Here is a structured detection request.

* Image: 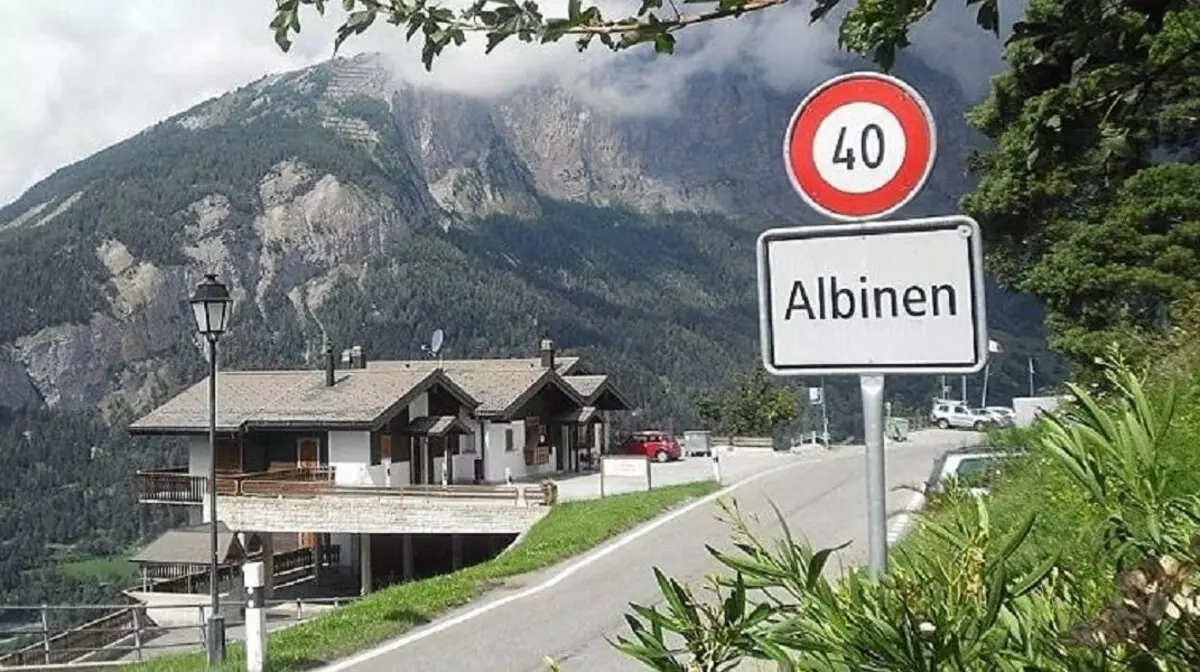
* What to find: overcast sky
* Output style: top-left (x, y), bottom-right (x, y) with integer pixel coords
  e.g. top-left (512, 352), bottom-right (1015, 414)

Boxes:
top-left (0, 0), bottom-right (1013, 206)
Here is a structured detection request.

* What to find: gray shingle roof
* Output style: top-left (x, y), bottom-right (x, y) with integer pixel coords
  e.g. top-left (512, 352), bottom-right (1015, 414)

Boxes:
top-left (371, 357), bottom-right (582, 374)
top-left (368, 358), bottom-right (585, 415)
top-left (129, 368), bottom-right (445, 433)
top-left (131, 522), bottom-right (241, 566)
top-left (129, 352), bottom-right (618, 434)
top-left (563, 375), bottom-right (608, 399)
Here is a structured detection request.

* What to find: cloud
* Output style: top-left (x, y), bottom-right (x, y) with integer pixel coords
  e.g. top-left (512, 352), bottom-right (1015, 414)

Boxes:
top-left (0, 0), bottom-right (1015, 206)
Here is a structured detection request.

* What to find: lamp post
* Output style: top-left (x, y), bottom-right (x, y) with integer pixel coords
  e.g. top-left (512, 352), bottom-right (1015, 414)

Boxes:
top-left (190, 273), bottom-right (232, 667)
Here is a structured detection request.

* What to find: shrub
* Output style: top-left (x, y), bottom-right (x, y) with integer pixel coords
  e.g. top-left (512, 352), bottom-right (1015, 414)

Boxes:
top-left (612, 348), bottom-right (1200, 670)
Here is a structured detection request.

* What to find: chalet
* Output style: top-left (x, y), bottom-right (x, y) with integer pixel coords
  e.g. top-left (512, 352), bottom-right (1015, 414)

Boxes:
top-left (128, 338), bottom-right (632, 598)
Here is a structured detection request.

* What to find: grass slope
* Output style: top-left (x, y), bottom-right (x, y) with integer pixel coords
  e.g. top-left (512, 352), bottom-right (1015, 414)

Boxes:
top-left (134, 481), bottom-right (720, 671)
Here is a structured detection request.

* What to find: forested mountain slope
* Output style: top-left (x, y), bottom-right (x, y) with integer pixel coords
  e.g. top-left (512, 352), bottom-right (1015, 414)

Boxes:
top-left (0, 51), bottom-right (1059, 605)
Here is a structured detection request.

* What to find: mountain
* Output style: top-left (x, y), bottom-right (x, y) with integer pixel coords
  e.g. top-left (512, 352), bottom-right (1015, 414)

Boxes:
top-left (0, 51), bottom-right (1062, 604)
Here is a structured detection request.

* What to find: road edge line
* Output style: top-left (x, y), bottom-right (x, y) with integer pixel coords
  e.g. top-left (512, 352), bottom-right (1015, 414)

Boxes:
top-left (318, 457), bottom-right (806, 671)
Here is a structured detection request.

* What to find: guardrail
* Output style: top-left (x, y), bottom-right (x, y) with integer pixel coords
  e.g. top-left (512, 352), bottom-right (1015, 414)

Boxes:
top-left (711, 436), bottom-right (776, 451)
top-left (137, 469), bottom-right (557, 505)
top-left (134, 546), bottom-right (341, 595)
top-left (0, 597), bottom-right (358, 669)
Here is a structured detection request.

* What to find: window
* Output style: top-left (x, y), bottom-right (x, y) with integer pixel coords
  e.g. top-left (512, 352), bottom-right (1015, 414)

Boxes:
top-left (505, 427), bottom-right (515, 452)
top-left (459, 433), bottom-right (476, 455)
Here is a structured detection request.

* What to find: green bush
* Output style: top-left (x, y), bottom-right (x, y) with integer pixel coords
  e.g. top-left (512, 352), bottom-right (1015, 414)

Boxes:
top-left (615, 346), bottom-right (1200, 670)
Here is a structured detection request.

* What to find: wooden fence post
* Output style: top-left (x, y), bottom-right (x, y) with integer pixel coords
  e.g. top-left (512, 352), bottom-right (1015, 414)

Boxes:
top-left (39, 605), bottom-right (50, 666)
top-left (131, 606), bottom-right (145, 662)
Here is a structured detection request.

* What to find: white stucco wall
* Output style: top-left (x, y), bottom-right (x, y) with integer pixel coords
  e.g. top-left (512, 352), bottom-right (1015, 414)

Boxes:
top-left (187, 435), bottom-right (208, 476)
top-left (329, 430), bottom-right (372, 486)
top-left (479, 420), bottom-right (559, 482)
top-left (484, 421), bottom-right (521, 482)
top-left (385, 459), bottom-right (409, 486)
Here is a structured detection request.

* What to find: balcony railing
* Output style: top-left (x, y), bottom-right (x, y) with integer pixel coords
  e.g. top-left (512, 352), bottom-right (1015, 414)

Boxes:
top-left (136, 467), bottom-right (204, 504)
top-left (136, 468), bottom-right (557, 506)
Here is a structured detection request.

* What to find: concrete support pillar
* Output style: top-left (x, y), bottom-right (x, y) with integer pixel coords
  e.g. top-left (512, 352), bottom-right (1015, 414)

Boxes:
top-left (480, 421), bottom-right (491, 482)
top-left (260, 534), bottom-right (275, 599)
top-left (402, 534), bottom-right (414, 581)
top-left (359, 534), bottom-right (373, 595)
top-left (312, 534), bottom-right (322, 587)
top-left (451, 534), bottom-right (464, 571)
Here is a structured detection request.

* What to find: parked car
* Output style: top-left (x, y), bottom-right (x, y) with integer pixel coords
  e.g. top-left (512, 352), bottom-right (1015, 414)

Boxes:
top-left (925, 448), bottom-right (1019, 497)
top-left (931, 401), bottom-right (996, 430)
top-left (982, 406), bottom-right (1016, 427)
top-left (618, 431), bottom-right (683, 462)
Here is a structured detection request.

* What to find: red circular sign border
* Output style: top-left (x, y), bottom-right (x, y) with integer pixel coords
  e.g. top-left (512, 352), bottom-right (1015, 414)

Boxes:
top-left (783, 72), bottom-right (937, 221)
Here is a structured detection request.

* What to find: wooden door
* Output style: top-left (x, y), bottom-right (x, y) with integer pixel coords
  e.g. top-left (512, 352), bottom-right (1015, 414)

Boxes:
top-left (214, 438), bottom-right (241, 473)
top-left (297, 437), bottom-right (320, 469)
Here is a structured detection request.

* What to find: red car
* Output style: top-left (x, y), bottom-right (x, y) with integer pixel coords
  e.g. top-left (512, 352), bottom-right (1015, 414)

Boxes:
top-left (618, 431), bottom-right (683, 462)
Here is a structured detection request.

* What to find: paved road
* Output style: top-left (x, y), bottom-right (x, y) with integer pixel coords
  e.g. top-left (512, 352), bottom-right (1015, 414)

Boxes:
top-left (326, 430), bottom-right (983, 672)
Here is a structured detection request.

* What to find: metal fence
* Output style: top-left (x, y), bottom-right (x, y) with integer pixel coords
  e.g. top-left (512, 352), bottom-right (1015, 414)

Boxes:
top-left (0, 596), bottom-right (358, 669)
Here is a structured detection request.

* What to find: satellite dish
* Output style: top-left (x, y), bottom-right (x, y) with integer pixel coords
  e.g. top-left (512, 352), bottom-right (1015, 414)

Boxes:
top-left (430, 328), bottom-right (444, 356)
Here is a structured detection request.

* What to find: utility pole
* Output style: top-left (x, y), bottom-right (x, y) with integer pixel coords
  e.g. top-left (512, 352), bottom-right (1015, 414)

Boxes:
top-left (980, 363), bottom-right (990, 408)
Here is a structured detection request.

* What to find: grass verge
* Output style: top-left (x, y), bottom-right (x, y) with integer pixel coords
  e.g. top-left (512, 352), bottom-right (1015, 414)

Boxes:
top-left (133, 480), bottom-right (721, 671)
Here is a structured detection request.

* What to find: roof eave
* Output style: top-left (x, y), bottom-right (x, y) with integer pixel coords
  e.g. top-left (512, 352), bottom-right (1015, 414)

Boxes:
top-left (588, 381), bottom-right (636, 411)
top-left (365, 369), bottom-right (481, 432)
top-left (127, 425), bottom-right (243, 436)
top-left (245, 419), bottom-right (375, 431)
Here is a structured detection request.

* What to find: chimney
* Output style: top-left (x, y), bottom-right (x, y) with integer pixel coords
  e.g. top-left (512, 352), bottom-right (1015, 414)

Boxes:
top-left (351, 345), bottom-right (365, 369)
top-left (539, 337), bottom-right (555, 369)
top-left (324, 342), bottom-right (335, 387)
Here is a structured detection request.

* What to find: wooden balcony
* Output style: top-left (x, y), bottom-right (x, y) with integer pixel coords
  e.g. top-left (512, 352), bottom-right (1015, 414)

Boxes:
top-left (136, 467), bottom-right (557, 506)
top-left (136, 467), bottom-right (206, 504)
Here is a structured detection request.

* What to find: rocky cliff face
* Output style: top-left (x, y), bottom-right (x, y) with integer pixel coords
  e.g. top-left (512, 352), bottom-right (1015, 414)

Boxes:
top-left (0, 51), bottom-right (982, 419)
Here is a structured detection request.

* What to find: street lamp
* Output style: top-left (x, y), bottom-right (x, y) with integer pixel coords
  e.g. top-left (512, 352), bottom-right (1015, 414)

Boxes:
top-left (189, 273), bottom-right (232, 666)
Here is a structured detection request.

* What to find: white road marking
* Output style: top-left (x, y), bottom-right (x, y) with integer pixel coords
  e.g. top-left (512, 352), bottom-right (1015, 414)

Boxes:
top-left (886, 488), bottom-right (927, 545)
top-left (318, 458), bottom-right (809, 671)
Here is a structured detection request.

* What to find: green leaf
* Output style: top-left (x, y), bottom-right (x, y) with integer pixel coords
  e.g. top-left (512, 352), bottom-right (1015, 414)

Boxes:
top-left (653, 32), bottom-right (676, 54)
top-left (485, 30), bottom-right (512, 52)
top-left (806, 542), bottom-right (850, 591)
top-left (996, 510), bottom-right (1036, 563)
top-left (1010, 552), bottom-right (1059, 599)
top-left (974, 0), bottom-right (999, 34)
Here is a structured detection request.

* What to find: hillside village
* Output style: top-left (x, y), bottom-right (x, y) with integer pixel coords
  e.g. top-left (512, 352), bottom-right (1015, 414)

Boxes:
top-left (0, 0), bottom-right (1198, 670)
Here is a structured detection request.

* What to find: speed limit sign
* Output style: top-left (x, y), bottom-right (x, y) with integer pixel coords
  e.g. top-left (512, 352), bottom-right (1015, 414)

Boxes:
top-left (783, 71), bottom-right (937, 222)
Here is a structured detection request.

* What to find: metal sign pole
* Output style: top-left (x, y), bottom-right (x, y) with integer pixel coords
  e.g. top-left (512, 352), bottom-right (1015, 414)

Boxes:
top-left (860, 374), bottom-right (888, 576)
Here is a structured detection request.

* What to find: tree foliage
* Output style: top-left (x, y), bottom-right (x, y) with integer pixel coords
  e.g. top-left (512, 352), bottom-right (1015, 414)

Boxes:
top-left (694, 366), bottom-right (799, 437)
top-left (268, 0), bottom-right (1007, 71)
top-left (963, 0), bottom-right (1200, 366)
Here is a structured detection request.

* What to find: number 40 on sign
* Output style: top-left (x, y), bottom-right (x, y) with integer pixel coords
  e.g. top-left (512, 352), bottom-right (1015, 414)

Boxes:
top-left (784, 71), bottom-right (937, 222)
